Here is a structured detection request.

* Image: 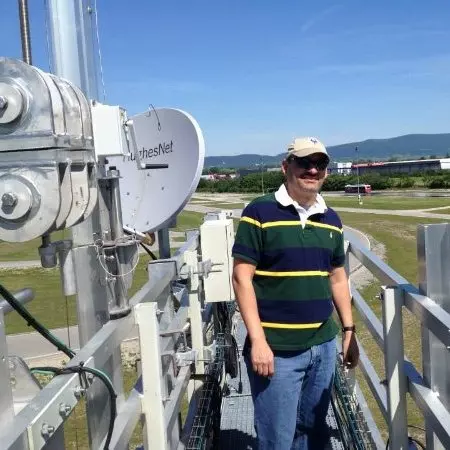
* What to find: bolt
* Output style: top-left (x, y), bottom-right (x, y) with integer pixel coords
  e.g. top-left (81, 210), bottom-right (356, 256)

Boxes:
top-left (41, 423), bottom-right (55, 437)
top-left (1, 192), bottom-right (17, 208)
top-left (59, 403), bottom-right (72, 417)
top-left (0, 96), bottom-right (7, 110)
top-left (73, 385), bottom-right (86, 399)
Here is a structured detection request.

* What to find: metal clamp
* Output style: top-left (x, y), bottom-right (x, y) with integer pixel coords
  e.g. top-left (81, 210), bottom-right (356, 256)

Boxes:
top-left (180, 259), bottom-right (224, 279)
top-left (175, 350), bottom-right (198, 367)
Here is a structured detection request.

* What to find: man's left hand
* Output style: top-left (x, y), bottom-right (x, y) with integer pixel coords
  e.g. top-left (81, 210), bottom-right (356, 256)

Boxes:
top-left (342, 332), bottom-right (359, 369)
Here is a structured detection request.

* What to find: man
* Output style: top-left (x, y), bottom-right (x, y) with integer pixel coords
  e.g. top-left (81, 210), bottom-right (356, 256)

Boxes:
top-left (232, 137), bottom-right (359, 450)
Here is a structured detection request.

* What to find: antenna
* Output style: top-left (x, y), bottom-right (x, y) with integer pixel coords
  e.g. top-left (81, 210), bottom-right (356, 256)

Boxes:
top-left (107, 107), bottom-right (205, 233)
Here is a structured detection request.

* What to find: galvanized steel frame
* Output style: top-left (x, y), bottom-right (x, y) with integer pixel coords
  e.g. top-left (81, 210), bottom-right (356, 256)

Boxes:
top-left (0, 231), bottom-right (213, 450)
top-left (346, 230), bottom-right (450, 449)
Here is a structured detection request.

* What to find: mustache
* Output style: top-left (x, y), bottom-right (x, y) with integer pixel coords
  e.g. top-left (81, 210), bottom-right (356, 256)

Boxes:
top-left (299, 174), bottom-right (321, 179)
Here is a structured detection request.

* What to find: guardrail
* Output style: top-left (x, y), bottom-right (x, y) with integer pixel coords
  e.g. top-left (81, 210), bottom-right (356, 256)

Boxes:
top-left (345, 222), bottom-right (450, 450)
top-left (0, 216), bottom-right (235, 450)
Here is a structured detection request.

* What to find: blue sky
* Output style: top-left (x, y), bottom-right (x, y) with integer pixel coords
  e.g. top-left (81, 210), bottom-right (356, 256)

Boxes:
top-left (1, 0), bottom-right (450, 156)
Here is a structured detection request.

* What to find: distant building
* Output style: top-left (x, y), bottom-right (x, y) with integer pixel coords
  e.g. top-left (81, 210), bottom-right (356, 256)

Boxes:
top-left (352, 158), bottom-right (450, 175)
top-left (200, 173), bottom-right (237, 181)
top-left (329, 162), bottom-right (352, 175)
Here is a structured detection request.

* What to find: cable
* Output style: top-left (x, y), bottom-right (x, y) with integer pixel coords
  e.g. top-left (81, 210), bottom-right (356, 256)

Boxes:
top-left (1, 283), bottom-right (118, 448)
top-left (31, 363), bottom-right (117, 450)
top-left (43, 0), bottom-right (53, 72)
top-left (231, 334), bottom-right (243, 393)
top-left (93, 0), bottom-right (107, 102)
top-left (385, 436), bottom-right (426, 450)
top-left (63, 242), bottom-right (81, 449)
top-left (122, 228), bottom-right (157, 260)
top-left (0, 284), bottom-right (75, 358)
top-left (94, 238), bottom-right (140, 278)
top-left (138, 241), bottom-right (158, 260)
top-left (408, 424), bottom-right (426, 433)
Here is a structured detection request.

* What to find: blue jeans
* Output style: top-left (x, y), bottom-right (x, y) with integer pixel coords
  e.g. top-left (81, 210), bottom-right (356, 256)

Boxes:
top-left (245, 338), bottom-right (336, 450)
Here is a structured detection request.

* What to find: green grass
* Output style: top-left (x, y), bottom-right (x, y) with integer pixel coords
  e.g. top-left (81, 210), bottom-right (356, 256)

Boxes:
top-left (341, 212), bottom-right (447, 282)
top-left (2, 257), bottom-right (153, 335)
top-left (324, 195), bottom-right (450, 210)
top-left (172, 211), bottom-right (204, 232)
top-left (0, 230), bottom-right (67, 262)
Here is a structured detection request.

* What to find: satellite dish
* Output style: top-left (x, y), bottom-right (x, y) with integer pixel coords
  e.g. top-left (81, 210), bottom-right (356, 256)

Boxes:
top-left (107, 107), bottom-right (205, 233)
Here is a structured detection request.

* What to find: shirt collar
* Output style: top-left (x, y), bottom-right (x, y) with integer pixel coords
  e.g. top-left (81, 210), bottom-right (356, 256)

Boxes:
top-left (274, 183), bottom-right (327, 213)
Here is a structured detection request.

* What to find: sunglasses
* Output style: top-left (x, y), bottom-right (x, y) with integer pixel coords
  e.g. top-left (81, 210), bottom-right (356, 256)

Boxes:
top-left (288, 155), bottom-right (329, 171)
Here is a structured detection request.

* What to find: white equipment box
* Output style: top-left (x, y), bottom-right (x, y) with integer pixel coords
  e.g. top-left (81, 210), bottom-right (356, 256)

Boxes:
top-left (91, 102), bottom-right (129, 157)
top-left (200, 218), bottom-right (235, 303)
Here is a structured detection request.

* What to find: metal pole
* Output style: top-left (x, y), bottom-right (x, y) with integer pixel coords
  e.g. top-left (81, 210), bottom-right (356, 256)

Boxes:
top-left (0, 310), bottom-right (14, 428)
top-left (18, 0), bottom-right (32, 64)
top-left (0, 288), bottom-right (34, 315)
top-left (158, 228), bottom-right (171, 258)
top-left (381, 286), bottom-right (409, 450)
top-left (356, 146), bottom-right (362, 205)
top-left (46, 0), bottom-right (99, 100)
top-left (135, 302), bottom-right (168, 450)
top-left (46, 1), bottom-right (124, 448)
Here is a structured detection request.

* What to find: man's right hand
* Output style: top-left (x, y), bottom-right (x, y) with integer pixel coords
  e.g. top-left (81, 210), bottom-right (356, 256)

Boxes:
top-left (251, 338), bottom-right (274, 377)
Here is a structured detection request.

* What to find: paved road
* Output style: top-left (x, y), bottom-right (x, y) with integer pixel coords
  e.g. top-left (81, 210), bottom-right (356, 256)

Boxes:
top-left (7, 325), bottom-right (139, 362)
top-left (332, 207), bottom-right (450, 219)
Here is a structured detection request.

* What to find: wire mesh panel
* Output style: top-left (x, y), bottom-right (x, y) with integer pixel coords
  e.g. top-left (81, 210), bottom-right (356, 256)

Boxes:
top-left (332, 361), bottom-right (377, 450)
top-left (186, 330), bottom-right (226, 449)
top-left (220, 318), bottom-right (257, 450)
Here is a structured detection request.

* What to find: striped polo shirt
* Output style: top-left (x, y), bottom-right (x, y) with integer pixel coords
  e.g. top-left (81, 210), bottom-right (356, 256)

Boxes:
top-left (232, 186), bottom-right (345, 351)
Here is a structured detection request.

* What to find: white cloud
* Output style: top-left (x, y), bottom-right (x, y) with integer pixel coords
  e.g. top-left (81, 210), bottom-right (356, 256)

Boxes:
top-left (300, 4), bottom-right (343, 33)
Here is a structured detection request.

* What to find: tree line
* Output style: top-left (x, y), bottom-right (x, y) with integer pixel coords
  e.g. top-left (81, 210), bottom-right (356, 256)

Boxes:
top-left (197, 170), bottom-right (450, 193)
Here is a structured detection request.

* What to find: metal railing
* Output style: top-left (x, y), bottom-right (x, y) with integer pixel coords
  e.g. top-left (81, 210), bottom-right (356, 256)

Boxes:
top-left (0, 225), bottom-right (229, 450)
top-left (345, 223), bottom-right (450, 450)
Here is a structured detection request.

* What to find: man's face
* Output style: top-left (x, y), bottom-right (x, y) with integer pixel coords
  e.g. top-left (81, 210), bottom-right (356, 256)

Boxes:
top-left (282, 153), bottom-right (329, 194)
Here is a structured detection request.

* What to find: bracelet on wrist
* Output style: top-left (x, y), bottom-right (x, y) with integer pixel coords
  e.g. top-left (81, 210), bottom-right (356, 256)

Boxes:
top-left (342, 325), bottom-right (356, 333)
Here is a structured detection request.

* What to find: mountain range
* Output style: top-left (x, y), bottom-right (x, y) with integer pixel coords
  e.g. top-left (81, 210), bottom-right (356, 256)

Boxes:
top-left (204, 133), bottom-right (450, 168)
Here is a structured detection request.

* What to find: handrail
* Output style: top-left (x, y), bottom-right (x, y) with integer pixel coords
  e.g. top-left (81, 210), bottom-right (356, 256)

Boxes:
top-left (0, 231), bottom-right (203, 450)
top-left (0, 288), bottom-right (34, 315)
top-left (345, 232), bottom-right (450, 449)
top-left (348, 236), bottom-right (450, 349)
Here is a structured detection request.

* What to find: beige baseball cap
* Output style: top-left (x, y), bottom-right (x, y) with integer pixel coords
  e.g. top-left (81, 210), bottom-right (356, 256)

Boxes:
top-left (287, 137), bottom-right (329, 159)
